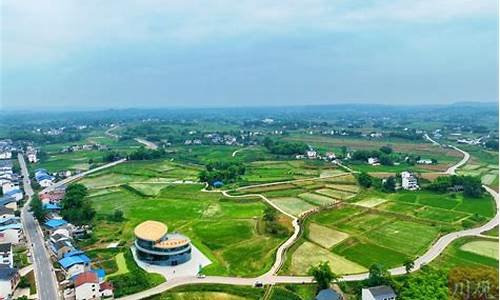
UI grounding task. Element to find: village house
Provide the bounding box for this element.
[3,188,23,201]
[0,151,12,160]
[325,152,336,161]
[35,169,55,187]
[58,252,91,278]
[0,264,20,300]
[0,206,15,219]
[44,219,73,235]
[368,157,380,165]
[401,171,419,191]
[50,239,76,259]
[0,243,13,267]
[362,285,397,300]
[0,223,23,244]
[74,271,101,300]
[0,197,18,211]
[417,159,433,165]
[307,150,317,159]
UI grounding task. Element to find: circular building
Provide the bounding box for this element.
[134,220,192,266]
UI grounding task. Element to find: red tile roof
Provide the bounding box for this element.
[74,271,98,287]
[100,281,113,291]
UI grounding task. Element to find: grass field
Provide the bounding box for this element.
[316,188,355,200]
[298,193,337,206]
[307,223,349,248]
[106,252,128,278]
[354,198,387,208]
[430,237,499,270]
[289,241,366,275]
[269,197,317,216]
[145,284,265,300]
[460,241,499,260]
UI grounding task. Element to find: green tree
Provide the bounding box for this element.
[382,176,396,193]
[61,183,95,225]
[463,176,483,198]
[357,172,373,188]
[113,209,124,222]
[30,195,45,222]
[404,260,415,274]
[379,146,393,154]
[367,263,391,286]
[308,262,337,289]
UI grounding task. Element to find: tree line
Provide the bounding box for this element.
[198,161,246,185]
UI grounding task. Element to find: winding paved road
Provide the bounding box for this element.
[34,138,492,299]
[134,138,158,150]
[116,142,499,300]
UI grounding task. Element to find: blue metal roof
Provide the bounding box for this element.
[0,217,20,224]
[58,254,90,269]
[4,189,22,196]
[36,174,53,181]
[92,268,106,279]
[64,250,84,258]
[43,203,61,210]
[0,197,16,206]
[0,223,22,231]
[44,219,68,228]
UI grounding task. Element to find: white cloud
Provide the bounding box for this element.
[1,0,496,68]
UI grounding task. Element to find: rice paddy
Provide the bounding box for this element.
[460,241,499,260]
[307,223,349,248]
[289,241,367,275]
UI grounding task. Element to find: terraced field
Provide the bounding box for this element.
[284,183,496,274]
[237,173,359,217]
[80,161,289,277]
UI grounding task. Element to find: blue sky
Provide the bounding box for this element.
[1,0,498,109]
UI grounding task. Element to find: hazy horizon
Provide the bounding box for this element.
[1,0,498,109]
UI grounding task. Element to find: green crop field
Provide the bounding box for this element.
[145,284,265,300]
[458,147,499,188]
[354,198,387,208]
[289,241,367,275]
[460,240,499,260]
[365,220,440,255]
[298,193,337,206]
[307,223,349,248]
[316,188,355,200]
[333,238,410,268]
[430,237,499,270]
[82,166,288,277]
[269,197,317,216]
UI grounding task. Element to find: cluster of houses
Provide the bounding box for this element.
[40,189,114,300]
[60,143,108,153]
[295,147,337,162]
[456,137,483,145]
[0,151,25,299]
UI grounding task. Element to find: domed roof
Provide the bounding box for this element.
[134,220,168,241]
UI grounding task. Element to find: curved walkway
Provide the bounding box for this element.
[134,138,158,150]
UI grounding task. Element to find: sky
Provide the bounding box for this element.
[1,0,498,109]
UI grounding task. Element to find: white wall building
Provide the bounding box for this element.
[401,171,419,191]
[75,271,100,300]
